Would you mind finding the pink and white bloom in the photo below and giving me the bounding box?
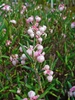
[37,54,45,63]
[70,86,75,92]
[44,70,53,76]
[34,50,42,57]
[39,25,46,33]
[42,65,50,70]
[35,16,41,22]
[20,54,27,60]
[2,5,11,11]
[43,25,47,31]
[21,5,26,14]
[26,16,34,23]
[6,40,11,46]
[62,16,67,20]
[38,37,43,43]
[36,31,42,36]
[26,45,33,56]
[10,20,17,24]
[30,33,34,38]
[27,28,34,35]
[30,95,39,100]
[58,4,65,11]
[71,22,75,28]
[12,60,17,66]
[37,44,43,50]
[21,60,25,65]
[19,47,23,52]
[32,25,38,31]
[47,75,53,82]
[10,54,18,66]
[28,90,35,98]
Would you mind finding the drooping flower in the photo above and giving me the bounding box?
[20,54,27,60]
[10,20,17,24]
[37,54,45,63]
[35,16,41,22]
[70,86,75,92]
[26,16,34,23]
[38,37,43,43]
[58,4,65,11]
[42,65,50,70]
[47,75,53,82]
[71,22,75,28]
[28,90,35,98]
[6,40,11,46]
[10,54,18,66]
[26,45,33,56]
[27,28,34,35]
[37,44,43,51]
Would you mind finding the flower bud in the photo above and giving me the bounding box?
[36,31,42,36]
[37,44,43,50]
[28,90,35,98]
[37,55,45,63]
[38,37,43,43]
[27,28,34,35]
[35,16,41,22]
[21,60,25,65]
[47,75,53,82]
[30,33,34,38]
[21,54,26,60]
[12,60,17,66]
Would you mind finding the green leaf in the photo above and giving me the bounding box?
[38,84,55,99]
[50,92,58,98]
[9,89,16,93]
[0,86,9,92]
[56,51,64,62]
[25,84,32,89]
[67,81,72,88]
[22,66,35,72]
[0,55,9,59]
[51,58,58,70]
[15,94,21,100]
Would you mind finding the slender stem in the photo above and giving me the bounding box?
[51,0,53,8]
[34,63,44,93]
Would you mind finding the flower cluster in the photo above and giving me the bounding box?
[10,15,53,83]
[10,54,18,66]
[27,16,46,43]
[23,90,39,100]
[42,65,53,82]
[20,53,27,65]
[19,44,45,63]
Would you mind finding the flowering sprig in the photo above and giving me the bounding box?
[42,65,53,82]
[23,90,39,100]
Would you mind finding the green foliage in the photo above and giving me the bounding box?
[0,0,75,100]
